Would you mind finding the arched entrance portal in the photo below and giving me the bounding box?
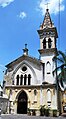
[17,91,28,114]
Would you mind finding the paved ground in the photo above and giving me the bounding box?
[0,114,66,119]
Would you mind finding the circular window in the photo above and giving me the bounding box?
[22,66,27,72]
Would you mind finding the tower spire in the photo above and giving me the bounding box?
[40,8,54,29]
[37,8,58,55]
[37,8,58,84]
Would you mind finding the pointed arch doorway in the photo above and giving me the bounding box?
[17,91,28,114]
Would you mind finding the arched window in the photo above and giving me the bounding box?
[43,38,46,49]
[16,75,19,85]
[34,89,37,96]
[12,80,14,85]
[24,74,27,85]
[47,89,51,102]
[20,75,23,85]
[48,38,52,48]
[28,74,31,85]
[46,61,51,74]
[34,89,37,102]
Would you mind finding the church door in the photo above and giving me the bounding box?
[17,91,28,114]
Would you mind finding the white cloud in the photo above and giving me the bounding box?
[38,0,65,15]
[19,12,27,19]
[0,0,14,7]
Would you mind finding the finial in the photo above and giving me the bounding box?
[23,43,28,55]
[25,44,27,49]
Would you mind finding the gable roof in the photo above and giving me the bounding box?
[5,54,41,68]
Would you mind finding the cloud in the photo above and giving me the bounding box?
[38,0,65,15]
[19,12,27,19]
[0,0,14,8]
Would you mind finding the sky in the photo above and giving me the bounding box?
[0,0,66,83]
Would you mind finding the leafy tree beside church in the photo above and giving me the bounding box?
[53,50,66,91]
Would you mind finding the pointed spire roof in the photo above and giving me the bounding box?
[40,9,54,29]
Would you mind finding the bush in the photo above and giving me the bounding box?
[40,105,45,116]
[53,110,57,117]
[32,110,36,116]
[40,105,50,116]
[45,108,50,116]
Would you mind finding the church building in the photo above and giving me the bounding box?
[3,8,66,115]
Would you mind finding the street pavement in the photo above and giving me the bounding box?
[0,114,66,119]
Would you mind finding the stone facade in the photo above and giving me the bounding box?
[3,9,66,115]
[4,84,57,114]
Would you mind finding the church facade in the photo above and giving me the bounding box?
[3,9,66,115]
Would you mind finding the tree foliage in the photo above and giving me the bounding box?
[53,50,66,91]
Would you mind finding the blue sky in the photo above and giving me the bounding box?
[0,0,66,83]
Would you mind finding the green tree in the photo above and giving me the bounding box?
[53,50,66,91]
[53,50,66,114]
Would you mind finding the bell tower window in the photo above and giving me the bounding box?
[43,38,46,49]
[48,38,52,48]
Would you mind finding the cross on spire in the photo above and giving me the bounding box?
[45,2,50,10]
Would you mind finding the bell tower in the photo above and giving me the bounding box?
[37,9,58,84]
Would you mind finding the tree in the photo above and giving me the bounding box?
[53,50,66,91]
